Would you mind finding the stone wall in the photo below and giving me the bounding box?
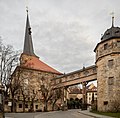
[8,64,61,112]
[95,38,120,112]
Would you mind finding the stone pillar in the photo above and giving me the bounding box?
[61,87,68,110]
[61,87,64,106]
[82,82,87,104]
[64,87,68,105]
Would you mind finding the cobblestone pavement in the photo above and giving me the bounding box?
[5,109,93,118]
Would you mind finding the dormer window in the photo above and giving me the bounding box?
[115,30,119,33]
[106,32,110,35]
[104,43,108,50]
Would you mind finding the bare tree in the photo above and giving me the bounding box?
[51,88,62,111]
[16,70,38,112]
[37,76,54,111]
[29,89,38,112]
[0,38,20,112]
[0,39,19,96]
[38,76,62,111]
[9,67,23,112]
[20,84,29,112]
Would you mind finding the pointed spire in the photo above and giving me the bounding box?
[23,9,36,56]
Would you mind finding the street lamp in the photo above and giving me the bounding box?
[0,81,5,118]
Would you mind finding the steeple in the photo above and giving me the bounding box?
[23,9,36,56]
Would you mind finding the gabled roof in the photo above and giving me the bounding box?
[69,87,82,94]
[22,55,62,74]
[86,83,97,90]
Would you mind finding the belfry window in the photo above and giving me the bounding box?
[104,43,108,50]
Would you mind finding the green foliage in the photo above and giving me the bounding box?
[67,98,82,109]
[91,111,120,118]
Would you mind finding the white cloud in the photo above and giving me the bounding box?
[0,0,120,73]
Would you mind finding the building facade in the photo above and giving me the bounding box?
[86,83,97,105]
[8,11,62,112]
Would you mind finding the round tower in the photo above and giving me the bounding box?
[94,17,120,112]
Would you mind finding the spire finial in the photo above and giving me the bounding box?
[26,6,28,13]
[110,12,114,27]
[25,0,29,13]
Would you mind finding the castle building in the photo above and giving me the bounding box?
[94,16,120,111]
[8,10,120,113]
[50,16,120,112]
[9,11,62,112]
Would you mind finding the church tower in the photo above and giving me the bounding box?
[10,10,62,112]
[94,16,120,111]
[20,10,38,66]
[20,10,61,74]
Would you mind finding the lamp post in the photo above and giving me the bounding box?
[0,81,5,118]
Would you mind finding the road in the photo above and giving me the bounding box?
[5,109,93,118]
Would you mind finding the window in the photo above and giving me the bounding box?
[18,96,20,100]
[25,104,28,108]
[36,105,38,109]
[108,59,114,68]
[104,101,108,105]
[104,43,108,50]
[117,41,120,48]
[19,104,22,108]
[108,77,114,85]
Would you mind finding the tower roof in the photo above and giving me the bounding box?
[21,10,62,75]
[94,15,120,52]
[23,11,36,56]
[101,26,120,41]
[101,15,120,41]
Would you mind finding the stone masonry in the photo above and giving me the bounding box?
[94,30,120,111]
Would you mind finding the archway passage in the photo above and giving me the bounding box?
[51,65,97,110]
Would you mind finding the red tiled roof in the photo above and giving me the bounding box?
[69,87,82,94]
[22,55,62,74]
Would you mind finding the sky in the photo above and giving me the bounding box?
[0,0,120,74]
